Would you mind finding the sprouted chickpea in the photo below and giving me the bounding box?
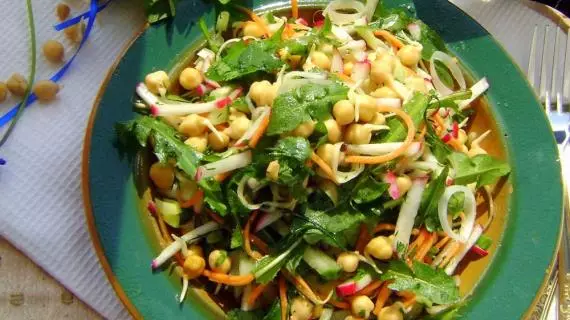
[149,162,175,189]
[290,296,314,320]
[33,80,60,102]
[42,40,65,63]
[351,295,374,318]
[333,99,355,126]
[0,82,8,103]
[208,250,231,273]
[56,3,70,21]
[378,305,404,320]
[6,73,28,97]
[64,22,84,43]
[179,67,202,90]
[145,70,170,96]
[242,21,265,38]
[365,235,393,260]
[336,252,359,272]
[183,255,206,279]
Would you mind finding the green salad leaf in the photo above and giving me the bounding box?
[382,92,430,142]
[381,260,460,305]
[449,152,510,187]
[352,174,389,204]
[269,137,312,162]
[418,167,449,231]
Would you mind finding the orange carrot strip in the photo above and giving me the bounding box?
[310,151,337,183]
[250,234,269,254]
[403,296,416,307]
[409,229,427,255]
[236,6,270,37]
[435,236,450,250]
[249,112,271,148]
[432,112,446,129]
[373,284,392,316]
[397,291,415,299]
[291,0,298,19]
[447,137,464,151]
[247,283,268,306]
[440,242,462,267]
[336,72,354,83]
[345,106,415,164]
[359,280,384,297]
[214,171,232,182]
[205,209,225,224]
[180,189,204,208]
[415,232,436,261]
[373,223,396,234]
[355,223,370,253]
[244,211,263,260]
[374,30,404,49]
[330,299,351,309]
[417,124,427,140]
[202,270,255,285]
[279,276,288,320]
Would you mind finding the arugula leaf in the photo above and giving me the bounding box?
[198,17,223,52]
[417,21,448,60]
[267,82,348,135]
[383,92,430,142]
[115,116,227,214]
[230,226,243,249]
[262,301,281,320]
[352,174,389,204]
[269,137,312,162]
[253,236,305,284]
[381,260,460,305]
[285,244,308,275]
[449,152,510,187]
[417,167,449,231]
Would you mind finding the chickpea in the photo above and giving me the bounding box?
[249,80,277,107]
[344,124,371,145]
[243,21,265,38]
[208,131,230,151]
[316,143,335,167]
[228,116,251,140]
[351,295,374,319]
[291,120,315,138]
[184,135,208,152]
[42,40,65,63]
[188,244,204,257]
[145,70,170,95]
[0,82,8,103]
[208,250,231,274]
[397,45,421,67]
[311,51,331,70]
[365,236,393,260]
[56,3,70,21]
[32,80,59,102]
[396,175,412,196]
[371,59,393,85]
[343,61,353,75]
[378,305,404,320]
[357,95,377,123]
[149,162,175,189]
[266,160,280,182]
[337,252,359,273]
[290,296,313,320]
[179,67,202,90]
[333,100,355,126]
[371,113,386,125]
[6,73,28,97]
[320,44,334,55]
[183,255,206,279]
[324,119,342,143]
[229,109,247,121]
[179,114,207,137]
[371,86,399,99]
[405,77,427,93]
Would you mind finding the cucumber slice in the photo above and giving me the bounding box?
[303,246,341,280]
[155,198,182,228]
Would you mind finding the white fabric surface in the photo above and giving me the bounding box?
[0,0,564,319]
[0,0,144,319]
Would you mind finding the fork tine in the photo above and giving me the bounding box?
[540,26,550,109]
[528,25,538,91]
[564,30,570,104]
[551,27,560,101]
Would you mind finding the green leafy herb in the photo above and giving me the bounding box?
[230,226,243,249]
[308,121,329,147]
[198,17,224,52]
[417,21,448,60]
[418,167,449,231]
[381,260,460,305]
[449,152,510,187]
[253,236,304,284]
[447,192,465,218]
[382,92,430,142]
[475,234,493,250]
[269,137,312,162]
[267,82,348,135]
[352,174,389,204]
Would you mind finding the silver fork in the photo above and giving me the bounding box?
[527,24,570,320]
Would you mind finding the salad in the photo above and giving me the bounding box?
[116,0,511,319]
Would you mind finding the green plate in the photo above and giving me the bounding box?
[83,0,563,318]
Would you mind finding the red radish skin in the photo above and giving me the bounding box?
[336,274,373,297]
[441,133,451,143]
[147,201,157,215]
[470,245,488,257]
[452,122,459,138]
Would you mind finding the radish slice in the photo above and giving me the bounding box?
[330,50,344,73]
[324,0,366,26]
[254,211,283,232]
[196,151,252,181]
[351,60,371,82]
[150,88,241,117]
[364,0,380,22]
[438,185,476,243]
[136,83,159,106]
[391,80,412,101]
[234,107,271,147]
[458,77,490,110]
[383,171,400,199]
[471,245,488,257]
[376,97,402,109]
[444,224,483,275]
[338,40,367,55]
[407,23,421,40]
[151,221,220,268]
[346,142,421,157]
[393,178,427,256]
[429,51,467,96]
[204,78,222,89]
[331,25,353,43]
[336,273,372,297]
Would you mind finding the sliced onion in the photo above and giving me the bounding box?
[391,80,412,101]
[136,83,159,106]
[393,178,427,256]
[376,97,402,109]
[150,88,240,117]
[429,51,467,96]
[438,185,476,242]
[338,40,367,56]
[216,38,242,60]
[179,276,189,303]
[346,142,421,157]
[444,224,483,275]
[196,151,252,181]
[364,0,380,22]
[244,94,256,113]
[237,175,263,210]
[197,48,216,61]
[330,50,344,73]
[331,25,353,43]
[324,0,366,26]
[458,77,489,110]
[234,107,271,146]
[351,60,371,82]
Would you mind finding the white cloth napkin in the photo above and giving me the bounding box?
[0,0,564,319]
[0,0,144,318]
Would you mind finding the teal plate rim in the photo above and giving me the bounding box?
[82,0,563,319]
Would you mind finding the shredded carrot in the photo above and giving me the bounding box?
[432,112,446,129]
[249,112,271,148]
[247,283,268,306]
[244,211,263,260]
[291,0,298,19]
[447,137,464,151]
[180,189,204,208]
[355,223,371,253]
[215,123,228,131]
[202,270,255,286]
[440,242,463,267]
[205,209,225,224]
[373,283,392,316]
[345,106,416,164]
[417,123,427,140]
[415,232,436,261]
[236,6,270,37]
[359,280,384,296]
[250,234,270,254]
[279,276,288,320]
[283,23,295,39]
[214,171,232,182]
[310,151,338,184]
[374,30,404,49]
[336,72,354,83]
[396,290,415,299]
[403,296,416,307]
[330,299,350,309]
[373,223,396,234]
[409,229,427,255]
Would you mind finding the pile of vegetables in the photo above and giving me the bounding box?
[117,0,510,319]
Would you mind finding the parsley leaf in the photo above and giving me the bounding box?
[449,152,510,187]
[269,137,312,162]
[381,260,460,305]
[352,174,389,204]
[230,226,243,249]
